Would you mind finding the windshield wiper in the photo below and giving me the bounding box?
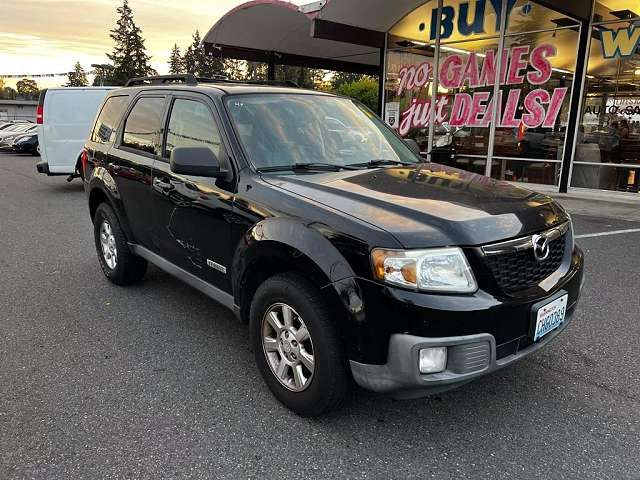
[348,159,416,168]
[256,163,361,173]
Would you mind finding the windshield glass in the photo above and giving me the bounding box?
[224,94,419,170]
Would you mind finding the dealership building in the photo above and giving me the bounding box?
[206,0,640,197]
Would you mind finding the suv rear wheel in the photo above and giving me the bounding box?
[250,273,350,416]
[93,203,147,285]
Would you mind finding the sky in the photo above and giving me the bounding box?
[0,0,289,89]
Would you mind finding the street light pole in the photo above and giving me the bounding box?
[91,64,114,87]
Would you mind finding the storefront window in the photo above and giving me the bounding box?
[507,1,579,34]
[485,28,579,186]
[573,5,640,193]
[385,0,581,188]
[384,46,436,153]
[435,37,500,174]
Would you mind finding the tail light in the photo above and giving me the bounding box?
[36,105,44,124]
[80,149,89,178]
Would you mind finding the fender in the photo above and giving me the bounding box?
[233,217,366,323]
[87,166,135,243]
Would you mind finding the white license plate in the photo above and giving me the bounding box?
[534,295,568,341]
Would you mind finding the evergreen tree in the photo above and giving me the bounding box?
[183,30,225,77]
[66,61,89,87]
[168,44,184,74]
[106,0,154,85]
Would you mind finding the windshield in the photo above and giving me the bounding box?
[224,94,419,170]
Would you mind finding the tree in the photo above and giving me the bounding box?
[276,66,325,89]
[331,72,366,90]
[223,59,245,80]
[183,30,225,77]
[66,61,88,87]
[106,0,154,85]
[245,62,268,81]
[0,84,17,100]
[335,77,379,111]
[16,79,39,99]
[168,44,183,74]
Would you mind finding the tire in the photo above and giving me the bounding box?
[93,203,147,286]
[250,273,350,417]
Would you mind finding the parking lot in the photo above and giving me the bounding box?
[1,151,639,479]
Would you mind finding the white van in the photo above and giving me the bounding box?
[36,87,115,179]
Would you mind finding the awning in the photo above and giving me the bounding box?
[203,0,594,74]
[203,0,395,74]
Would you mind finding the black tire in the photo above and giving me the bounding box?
[93,203,147,286]
[250,273,350,417]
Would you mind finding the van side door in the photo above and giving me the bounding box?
[151,93,236,293]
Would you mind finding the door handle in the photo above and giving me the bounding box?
[153,177,175,194]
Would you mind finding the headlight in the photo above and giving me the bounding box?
[371,247,477,293]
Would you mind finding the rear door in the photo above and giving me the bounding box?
[151,93,236,292]
[110,94,169,248]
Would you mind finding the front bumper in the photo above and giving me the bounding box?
[344,241,584,398]
[350,307,574,399]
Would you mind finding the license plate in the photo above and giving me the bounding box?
[534,295,568,341]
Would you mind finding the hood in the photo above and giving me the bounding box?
[262,163,568,248]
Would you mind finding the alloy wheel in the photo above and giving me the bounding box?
[99,220,117,270]
[261,303,315,392]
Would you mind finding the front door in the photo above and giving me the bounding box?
[151,94,236,293]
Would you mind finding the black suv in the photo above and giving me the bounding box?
[84,75,584,416]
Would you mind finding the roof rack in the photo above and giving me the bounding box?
[124,74,300,89]
[124,75,200,87]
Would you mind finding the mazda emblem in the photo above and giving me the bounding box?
[532,234,550,262]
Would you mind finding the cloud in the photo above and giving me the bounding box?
[0,0,252,82]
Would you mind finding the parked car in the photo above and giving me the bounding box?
[0,123,36,141]
[36,87,115,179]
[11,133,39,155]
[84,76,584,417]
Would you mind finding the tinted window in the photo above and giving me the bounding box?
[122,97,165,155]
[165,99,222,158]
[92,96,128,144]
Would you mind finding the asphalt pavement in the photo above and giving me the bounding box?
[1,152,639,479]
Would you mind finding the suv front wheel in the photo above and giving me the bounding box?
[250,273,350,416]
[93,203,147,285]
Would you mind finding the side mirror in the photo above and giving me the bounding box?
[404,138,422,156]
[170,146,224,177]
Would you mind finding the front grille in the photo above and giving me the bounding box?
[484,233,566,293]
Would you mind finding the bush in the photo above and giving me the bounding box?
[334,77,379,112]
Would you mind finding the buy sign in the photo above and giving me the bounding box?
[600,26,640,59]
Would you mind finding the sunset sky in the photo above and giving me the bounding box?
[0,0,294,89]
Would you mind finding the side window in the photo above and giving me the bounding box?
[122,97,166,156]
[92,96,128,144]
[165,99,222,159]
